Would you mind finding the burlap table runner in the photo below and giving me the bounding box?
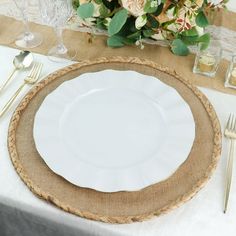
[0,10,236,95]
[8,58,221,223]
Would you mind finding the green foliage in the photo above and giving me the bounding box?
[96,18,107,30]
[108,9,128,36]
[77,3,94,19]
[142,29,155,37]
[72,0,80,9]
[171,39,190,56]
[127,31,141,39]
[99,4,109,18]
[181,27,199,45]
[153,3,164,16]
[73,0,224,55]
[107,35,124,47]
[102,0,119,11]
[196,11,209,28]
[181,27,199,37]
[198,33,210,50]
[144,0,158,14]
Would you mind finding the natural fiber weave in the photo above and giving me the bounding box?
[8,57,221,224]
[0,14,236,95]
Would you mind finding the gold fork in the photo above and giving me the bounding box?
[0,62,43,118]
[224,114,236,213]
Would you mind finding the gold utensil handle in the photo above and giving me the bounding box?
[224,139,235,213]
[0,82,26,118]
[0,68,18,93]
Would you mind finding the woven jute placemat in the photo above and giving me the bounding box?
[8,57,221,224]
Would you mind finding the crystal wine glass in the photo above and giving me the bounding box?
[13,0,43,48]
[38,0,76,61]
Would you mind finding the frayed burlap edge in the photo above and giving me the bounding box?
[7,57,222,224]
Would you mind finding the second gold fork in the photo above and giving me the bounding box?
[0,62,43,118]
[224,114,236,213]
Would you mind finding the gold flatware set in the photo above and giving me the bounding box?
[0,51,33,93]
[0,51,43,118]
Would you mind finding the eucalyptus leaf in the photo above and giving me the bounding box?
[108,9,128,36]
[181,27,199,37]
[198,33,210,50]
[127,31,141,39]
[143,29,154,37]
[107,35,124,47]
[96,18,106,30]
[181,35,199,45]
[115,17,136,37]
[77,3,94,19]
[99,3,109,18]
[122,37,136,45]
[171,39,189,56]
[196,11,209,28]
[153,3,163,16]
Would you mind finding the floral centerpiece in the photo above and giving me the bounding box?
[73,0,228,55]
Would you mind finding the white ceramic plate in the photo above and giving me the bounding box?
[33,70,195,192]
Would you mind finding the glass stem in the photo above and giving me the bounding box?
[23,16,30,33]
[54,27,67,54]
[21,9,32,39]
[21,10,30,34]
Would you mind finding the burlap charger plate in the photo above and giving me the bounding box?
[8,57,221,224]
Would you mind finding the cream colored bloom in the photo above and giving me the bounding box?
[185,0,204,8]
[92,2,101,17]
[121,0,147,17]
[135,15,147,29]
[196,0,204,7]
[151,32,165,40]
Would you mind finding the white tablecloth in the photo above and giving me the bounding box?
[0,46,235,236]
[1,3,236,234]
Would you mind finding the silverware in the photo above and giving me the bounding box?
[224,114,236,213]
[0,62,43,118]
[0,51,33,93]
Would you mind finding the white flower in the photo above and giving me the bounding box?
[83,17,96,27]
[166,7,175,19]
[150,0,158,8]
[135,15,147,30]
[121,0,147,17]
[151,32,165,40]
[184,0,192,8]
[92,2,101,17]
